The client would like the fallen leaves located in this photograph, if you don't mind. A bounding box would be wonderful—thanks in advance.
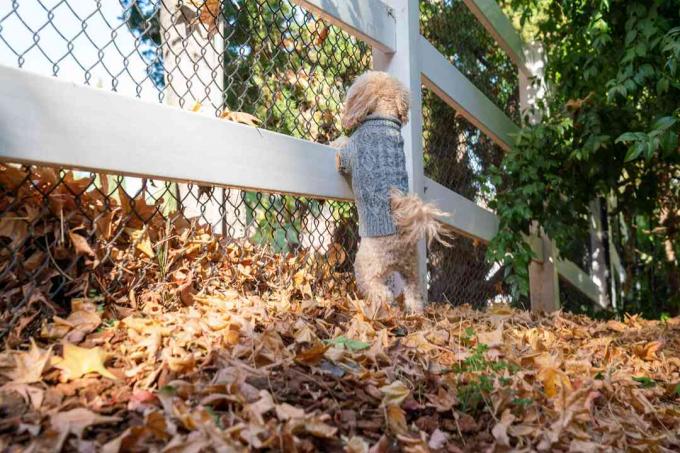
[51,408,121,446]
[1,339,51,384]
[53,343,118,381]
[1,168,680,452]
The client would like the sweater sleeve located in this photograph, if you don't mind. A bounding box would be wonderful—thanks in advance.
[336,146,353,175]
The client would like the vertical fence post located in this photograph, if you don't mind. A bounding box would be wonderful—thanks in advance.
[372,0,427,302]
[520,43,560,312]
[589,198,611,309]
[159,1,246,238]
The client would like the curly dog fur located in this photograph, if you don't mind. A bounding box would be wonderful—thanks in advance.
[337,71,449,313]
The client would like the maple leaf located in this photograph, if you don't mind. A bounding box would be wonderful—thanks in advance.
[0,382,44,409]
[53,343,118,381]
[2,339,52,384]
[51,408,121,450]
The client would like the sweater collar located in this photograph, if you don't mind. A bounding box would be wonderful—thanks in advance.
[361,114,402,129]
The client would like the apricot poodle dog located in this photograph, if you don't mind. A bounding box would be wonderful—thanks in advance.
[332,71,449,313]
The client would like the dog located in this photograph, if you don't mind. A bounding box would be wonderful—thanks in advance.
[332,71,449,313]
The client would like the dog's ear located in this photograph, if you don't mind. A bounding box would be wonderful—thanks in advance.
[341,72,378,130]
[394,82,410,125]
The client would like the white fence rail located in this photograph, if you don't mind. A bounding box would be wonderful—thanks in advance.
[0,0,602,311]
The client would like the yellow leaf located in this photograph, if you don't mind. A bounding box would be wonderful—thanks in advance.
[126,228,155,258]
[293,270,306,287]
[53,343,118,381]
[538,367,572,399]
[191,101,202,112]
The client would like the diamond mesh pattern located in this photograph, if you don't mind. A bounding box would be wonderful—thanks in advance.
[0,164,359,343]
[420,0,518,306]
[0,1,368,341]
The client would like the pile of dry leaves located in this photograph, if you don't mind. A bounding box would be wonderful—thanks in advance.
[1,293,679,452]
[1,164,680,452]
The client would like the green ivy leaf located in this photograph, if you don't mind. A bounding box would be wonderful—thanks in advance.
[632,376,656,388]
[624,142,646,161]
[652,116,677,131]
[324,336,370,352]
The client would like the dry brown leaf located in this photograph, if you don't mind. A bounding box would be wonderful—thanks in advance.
[51,408,121,449]
[491,409,515,447]
[385,405,409,436]
[2,339,52,384]
[275,403,305,421]
[68,230,95,258]
[428,428,449,450]
[380,380,410,407]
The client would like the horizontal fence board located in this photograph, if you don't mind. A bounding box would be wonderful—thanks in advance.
[1,65,600,306]
[423,178,499,243]
[0,65,354,201]
[461,0,529,75]
[420,36,519,150]
[294,0,396,53]
[556,259,600,304]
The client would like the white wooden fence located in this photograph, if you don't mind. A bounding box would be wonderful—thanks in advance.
[0,0,605,312]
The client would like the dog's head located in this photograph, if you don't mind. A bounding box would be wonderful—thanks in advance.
[341,71,410,130]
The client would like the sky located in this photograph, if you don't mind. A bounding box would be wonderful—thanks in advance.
[0,0,159,101]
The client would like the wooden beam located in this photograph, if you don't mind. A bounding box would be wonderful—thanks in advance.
[420,36,519,151]
[294,0,396,53]
[461,0,530,75]
[423,179,499,243]
[0,65,353,201]
[556,258,601,304]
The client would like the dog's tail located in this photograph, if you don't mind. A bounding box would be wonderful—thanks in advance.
[390,189,452,247]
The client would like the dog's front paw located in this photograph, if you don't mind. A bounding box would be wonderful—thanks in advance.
[330,135,349,149]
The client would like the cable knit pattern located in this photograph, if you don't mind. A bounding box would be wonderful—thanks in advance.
[337,114,409,237]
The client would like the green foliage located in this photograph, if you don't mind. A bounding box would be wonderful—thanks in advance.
[632,376,657,388]
[452,342,523,414]
[323,336,370,351]
[490,0,680,316]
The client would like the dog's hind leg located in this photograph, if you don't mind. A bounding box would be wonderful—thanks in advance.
[399,246,425,313]
[354,237,393,303]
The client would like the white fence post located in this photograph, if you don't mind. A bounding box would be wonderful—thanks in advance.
[520,42,560,312]
[589,198,611,309]
[160,1,245,237]
[372,0,427,302]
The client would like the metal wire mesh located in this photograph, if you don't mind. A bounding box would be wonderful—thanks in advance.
[420,0,520,124]
[0,163,359,344]
[420,0,518,306]
[0,1,369,342]
[559,277,602,318]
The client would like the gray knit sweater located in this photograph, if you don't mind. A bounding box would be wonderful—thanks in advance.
[337,114,409,237]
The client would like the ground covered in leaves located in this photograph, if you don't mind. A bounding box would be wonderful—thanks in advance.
[1,295,679,452]
[1,165,680,451]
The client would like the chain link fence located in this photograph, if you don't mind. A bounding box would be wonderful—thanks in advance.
[0,0,369,343]
[0,0,530,343]
[420,0,518,306]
